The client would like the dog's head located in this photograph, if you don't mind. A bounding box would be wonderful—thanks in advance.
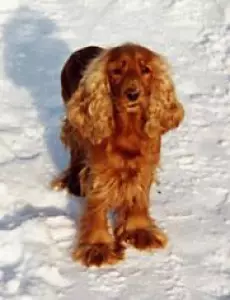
[67,43,184,144]
[106,44,153,114]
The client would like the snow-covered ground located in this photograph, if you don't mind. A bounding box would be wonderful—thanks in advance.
[0,0,230,299]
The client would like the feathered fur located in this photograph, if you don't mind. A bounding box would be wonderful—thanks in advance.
[51,43,184,267]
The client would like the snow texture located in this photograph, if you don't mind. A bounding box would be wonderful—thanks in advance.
[0,0,230,299]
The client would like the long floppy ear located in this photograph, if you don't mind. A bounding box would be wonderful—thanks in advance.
[66,51,114,144]
[145,55,184,138]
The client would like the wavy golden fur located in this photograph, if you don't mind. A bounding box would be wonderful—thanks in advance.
[52,43,184,267]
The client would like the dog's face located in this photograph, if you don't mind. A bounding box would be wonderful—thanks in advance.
[107,45,155,113]
[67,43,184,144]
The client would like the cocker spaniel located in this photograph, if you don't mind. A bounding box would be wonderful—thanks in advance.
[52,43,184,267]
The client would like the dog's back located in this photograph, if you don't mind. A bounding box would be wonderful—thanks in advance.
[61,46,104,103]
[51,46,104,196]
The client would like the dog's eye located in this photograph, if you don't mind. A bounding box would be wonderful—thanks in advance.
[141,65,151,74]
[121,60,126,68]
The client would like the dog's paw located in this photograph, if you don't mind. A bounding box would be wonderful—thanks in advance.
[124,226,168,251]
[72,243,123,267]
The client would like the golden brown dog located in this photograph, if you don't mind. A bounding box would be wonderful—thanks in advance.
[52,43,184,267]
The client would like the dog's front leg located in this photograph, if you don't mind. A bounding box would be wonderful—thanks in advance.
[72,196,122,267]
[114,194,168,251]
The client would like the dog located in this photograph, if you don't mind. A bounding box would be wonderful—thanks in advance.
[52,43,184,267]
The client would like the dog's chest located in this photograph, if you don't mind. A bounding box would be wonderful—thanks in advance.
[105,133,152,174]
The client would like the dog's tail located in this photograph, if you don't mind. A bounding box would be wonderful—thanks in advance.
[51,166,82,196]
[50,118,86,197]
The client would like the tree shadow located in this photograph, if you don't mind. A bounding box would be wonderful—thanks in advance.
[2,6,82,221]
[0,204,68,230]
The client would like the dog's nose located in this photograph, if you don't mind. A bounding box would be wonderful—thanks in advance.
[125,88,140,101]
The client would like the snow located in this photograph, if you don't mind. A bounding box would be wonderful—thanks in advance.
[0,0,230,299]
